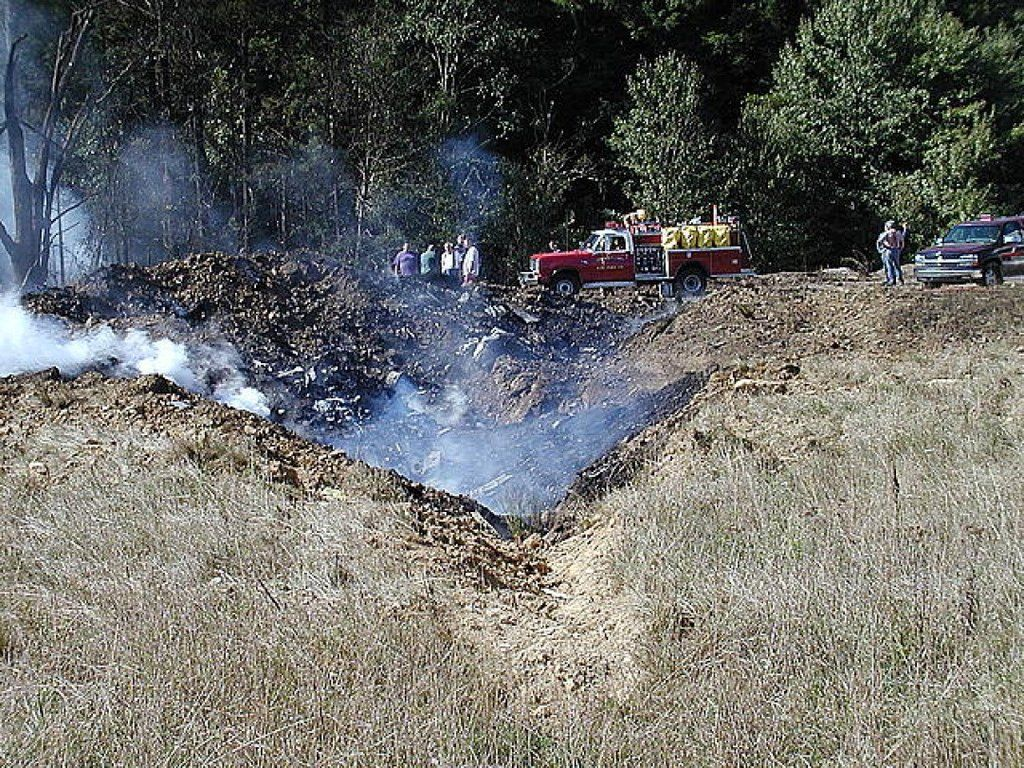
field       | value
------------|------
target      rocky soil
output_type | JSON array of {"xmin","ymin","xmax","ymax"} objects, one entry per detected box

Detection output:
[
  {"xmin": 7, "ymin": 257, "xmax": 1024, "ymax": 714},
  {"xmin": 23, "ymin": 252, "xmax": 689, "ymax": 514}
]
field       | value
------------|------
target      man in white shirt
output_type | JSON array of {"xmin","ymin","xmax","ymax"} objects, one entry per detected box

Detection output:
[
  {"xmin": 461, "ymin": 235, "xmax": 481, "ymax": 285},
  {"xmin": 876, "ymin": 220, "xmax": 907, "ymax": 286}
]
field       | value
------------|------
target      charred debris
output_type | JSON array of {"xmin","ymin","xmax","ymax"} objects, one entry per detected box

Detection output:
[{"xmin": 25, "ymin": 251, "xmax": 705, "ymax": 518}]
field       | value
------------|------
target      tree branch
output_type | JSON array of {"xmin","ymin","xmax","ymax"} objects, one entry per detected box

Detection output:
[
  {"xmin": 0, "ymin": 218, "xmax": 15, "ymax": 257},
  {"xmin": 50, "ymin": 194, "xmax": 94, "ymax": 226}
]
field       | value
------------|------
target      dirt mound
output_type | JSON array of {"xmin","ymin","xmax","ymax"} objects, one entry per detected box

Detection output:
[
  {"xmin": 0, "ymin": 370, "xmax": 543, "ymax": 590},
  {"xmin": 26, "ymin": 252, "xmax": 664, "ymax": 430},
  {"xmin": 625, "ymin": 276, "xmax": 1024, "ymax": 386}
]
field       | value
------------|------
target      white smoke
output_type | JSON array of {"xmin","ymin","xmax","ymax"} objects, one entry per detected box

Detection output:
[
  {"xmin": 0, "ymin": 295, "xmax": 270, "ymax": 416},
  {"xmin": 330, "ymin": 301, "xmax": 686, "ymax": 518}
]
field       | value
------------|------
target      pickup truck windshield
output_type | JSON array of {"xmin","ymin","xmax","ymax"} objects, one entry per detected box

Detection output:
[
  {"xmin": 942, "ymin": 224, "xmax": 1000, "ymax": 244},
  {"xmin": 582, "ymin": 233, "xmax": 602, "ymax": 251}
]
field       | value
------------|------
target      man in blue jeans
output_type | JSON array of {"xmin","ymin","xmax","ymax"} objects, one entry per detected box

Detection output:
[{"xmin": 876, "ymin": 220, "xmax": 907, "ymax": 286}]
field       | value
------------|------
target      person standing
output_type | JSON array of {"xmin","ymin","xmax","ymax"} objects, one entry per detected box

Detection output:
[
  {"xmin": 420, "ymin": 244, "xmax": 439, "ymax": 279},
  {"xmin": 392, "ymin": 242, "xmax": 419, "ymax": 278},
  {"xmin": 440, "ymin": 242, "xmax": 459, "ymax": 284},
  {"xmin": 897, "ymin": 223, "xmax": 910, "ymax": 283},
  {"xmin": 876, "ymin": 221, "xmax": 906, "ymax": 286},
  {"xmin": 461, "ymin": 235, "xmax": 481, "ymax": 286},
  {"xmin": 453, "ymin": 236, "xmax": 467, "ymax": 280}
]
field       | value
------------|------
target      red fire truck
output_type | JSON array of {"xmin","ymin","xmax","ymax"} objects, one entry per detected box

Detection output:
[{"xmin": 519, "ymin": 213, "xmax": 753, "ymax": 297}]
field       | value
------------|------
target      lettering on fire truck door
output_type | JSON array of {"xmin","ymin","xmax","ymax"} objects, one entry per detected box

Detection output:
[{"xmin": 595, "ymin": 233, "xmax": 633, "ymax": 282}]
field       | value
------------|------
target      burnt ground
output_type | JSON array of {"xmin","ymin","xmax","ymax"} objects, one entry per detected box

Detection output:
[
  {"xmin": 17, "ymin": 255, "xmax": 1024, "ymax": 522},
  {"xmin": 23, "ymin": 252, "xmax": 681, "ymax": 515},
  {"xmin": 25, "ymin": 252, "xmax": 663, "ymax": 428}
]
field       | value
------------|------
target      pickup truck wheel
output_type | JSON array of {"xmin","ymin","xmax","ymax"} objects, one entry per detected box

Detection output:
[
  {"xmin": 551, "ymin": 273, "xmax": 580, "ymax": 297},
  {"xmin": 675, "ymin": 269, "xmax": 708, "ymax": 297},
  {"xmin": 981, "ymin": 261, "xmax": 1003, "ymax": 287}
]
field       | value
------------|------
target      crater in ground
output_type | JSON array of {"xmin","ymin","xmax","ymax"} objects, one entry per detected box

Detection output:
[{"xmin": 22, "ymin": 251, "xmax": 705, "ymax": 520}]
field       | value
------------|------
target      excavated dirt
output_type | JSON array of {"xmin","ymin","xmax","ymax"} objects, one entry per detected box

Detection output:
[
  {"xmin": 23, "ymin": 252, "xmax": 688, "ymax": 515},
  {"xmin": 625, "ymin": 272, "xmax": 1024, "ymax": 385},
  {"xmin": 25, "ymin": 252, "xmax": 665, "ymax": 429},
  {"xmin": 19, "ymin": 259, "xmax": 1024, "ymax": 522},
  {"xmin": 0, "ymin": 370, "xmax": 543, "ymax": 590},
  {"xmin": 8, "ymin": 259, "xmax": 1024, "ymax": 709}
]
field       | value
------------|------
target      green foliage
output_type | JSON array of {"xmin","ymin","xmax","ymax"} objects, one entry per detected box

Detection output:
[
  {"xmin": 488, "ymin": 139, "xmax": 590, "ymax": 281},
  {"xmin": 4, "ymin": 0, "xmax": 1023, "ymax": 281},
  {"xmin": 609, "ymin": 53, "xmax": 721, "ymax": 221},
  {"xmin": 739, "ymin": 0, "xmax": 1010, "ymax": 269},
  {"xmin": 399, "ymin": 0, "xmax": 531, "ymax": 137}
]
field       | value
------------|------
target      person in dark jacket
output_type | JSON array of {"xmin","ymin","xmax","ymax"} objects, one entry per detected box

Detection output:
[{"xmin": 453, "ymin": 237, "xmax": 467, "ymax": 280}]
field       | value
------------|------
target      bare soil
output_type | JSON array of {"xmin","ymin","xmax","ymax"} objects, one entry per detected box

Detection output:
[{"xmin": 7, "ymin": 260, "xmax": 1024, "ymax": 741}]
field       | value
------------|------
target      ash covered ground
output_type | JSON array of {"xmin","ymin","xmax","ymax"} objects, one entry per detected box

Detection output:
[{"xmin": 23, "ymin": 252, "xmax": 700, "ymax": 515}]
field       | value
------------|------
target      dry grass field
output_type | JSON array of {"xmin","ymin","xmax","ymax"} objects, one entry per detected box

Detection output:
[
  {"xmin": 580, "ymin": 342, "xmax": 1024, "ymax": 764},
  {"xmin": 3, "ymin": 285, "xmax": 1024, "ymax": 765},
  {"xmin": 0, "ymin": 430, "xmax": 534, "ymax": 765}
]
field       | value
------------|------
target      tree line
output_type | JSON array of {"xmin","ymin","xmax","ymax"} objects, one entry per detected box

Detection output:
[{"xmin": 2, "ymin": 0, "xmax": 1022, "ymax": 289}]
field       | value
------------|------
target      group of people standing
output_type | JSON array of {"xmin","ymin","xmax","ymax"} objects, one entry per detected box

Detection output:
[{"xmin": 392, "ymin": 234, "xmax": 482, "ymax": 286}]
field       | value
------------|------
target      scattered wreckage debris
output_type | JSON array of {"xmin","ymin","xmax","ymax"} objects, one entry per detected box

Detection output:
[
  {"xmin": 24, "ymin": 252, "xmax": 682, "ymax": 516},
  {"xmin": 25, "ymin": 252, "xmax": 663, "ymax": 427}
]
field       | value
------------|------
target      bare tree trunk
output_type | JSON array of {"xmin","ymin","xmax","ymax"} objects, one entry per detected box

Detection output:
[
  {"xmin": 278, "ymin": 167, "xmax": 287, "ymax": 248},
  {"xmin": 56, "ymin": 187, "xmax": 65, "ymax": 284},
  {"xmin": 2, "ymin": 2, "xmax": 10, "ymax": 57},
  {"xmin": 0, "ymin": 11, "xmax": 92, "ymax": 290},
  {"xmin": 239, "ymin": 28, "xmax": 253, "ymax": 253}
]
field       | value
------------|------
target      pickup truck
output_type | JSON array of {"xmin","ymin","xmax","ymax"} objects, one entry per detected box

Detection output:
[
  {"xmin": 915, "ymin": 214, "xmax": 1024, "ymax": 286},
  {"xmin": 519, "ymin": 218, "xmax": 753, "ymax": 298}
]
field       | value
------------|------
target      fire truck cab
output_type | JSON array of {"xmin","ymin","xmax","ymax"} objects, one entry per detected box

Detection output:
[{"xmin": 520, "ymin": 214, "xmax": 753, "ymax": 298}]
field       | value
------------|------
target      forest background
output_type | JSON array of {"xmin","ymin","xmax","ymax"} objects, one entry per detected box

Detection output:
[{"xmin": 2, "ymin": 0, "xmax": 1022, "ymax": 287}]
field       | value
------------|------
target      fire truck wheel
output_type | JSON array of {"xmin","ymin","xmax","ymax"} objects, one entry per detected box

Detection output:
[
  {"xmin": 675, "ymin": 269, "xmax": 707, "ymax": 297},
  {"xmin": 981, "ymin": 261, "xmax": 1003, "ymax": 287},
  {"xmin": 551, "ymin": 273, "xmax": 580, "ymax": 297}
]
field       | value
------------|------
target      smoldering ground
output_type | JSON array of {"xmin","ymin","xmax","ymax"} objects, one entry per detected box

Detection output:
[
  {"xmin": 17, "ymin": 247, "xmax": 691, "ymax": 521},
  {"xmin": 333, "ymin": 371, "xmax": 692, "ymax": 516},
  {"xmin": 0, "ymin": 294, "xmax": 269, "ymax": 415},
  {"xmin": 321, "ymin": 279, "xmax": 689, "ymax": 517}
]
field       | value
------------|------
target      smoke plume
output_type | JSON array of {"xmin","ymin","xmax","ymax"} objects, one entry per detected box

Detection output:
[
  {"xmin": 439, "ymin": 136, "xmax": 501, "ymax": 242},
  {"xmin": 0, "ymin": 295, "xmax": 269, "ymax": 416},
  {"xmin": 335, "ymin": 377, "xmax": 662, "ymax": 515},
  {"xmin": 327, "ymin": 287, "xmax": 687, "ymax": 517},
  {"xmin": 0, "ymin": 0, "xmax": 94, "ymax": 287}
]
